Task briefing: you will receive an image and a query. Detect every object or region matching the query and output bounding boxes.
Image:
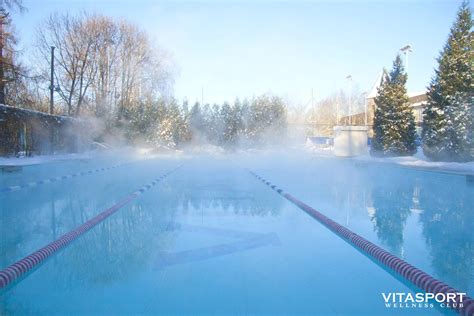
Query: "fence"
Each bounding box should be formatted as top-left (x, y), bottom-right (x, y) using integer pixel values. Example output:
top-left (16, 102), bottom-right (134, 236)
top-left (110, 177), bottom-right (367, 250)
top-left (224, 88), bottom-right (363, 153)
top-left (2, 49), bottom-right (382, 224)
top-left (0, 104), bottom-right (95, 157)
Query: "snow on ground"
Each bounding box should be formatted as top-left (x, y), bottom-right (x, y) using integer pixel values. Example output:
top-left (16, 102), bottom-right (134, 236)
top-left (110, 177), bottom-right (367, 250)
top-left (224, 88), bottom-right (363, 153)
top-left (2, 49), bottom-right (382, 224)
top-left (305, 141), bottom-right (474, 175)
top-left (0, 152), bottom-right (103, 167)
top-left (356, 152), bottom-right (474, 175)
top-left (2, 139), bottom-right (473, 175)
top-left (0, 146), bottom-right (151, 167)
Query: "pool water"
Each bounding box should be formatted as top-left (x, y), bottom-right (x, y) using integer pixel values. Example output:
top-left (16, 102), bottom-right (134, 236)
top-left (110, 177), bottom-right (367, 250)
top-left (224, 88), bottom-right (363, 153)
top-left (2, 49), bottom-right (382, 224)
top-left (0, 151), bottom-right (472, 315)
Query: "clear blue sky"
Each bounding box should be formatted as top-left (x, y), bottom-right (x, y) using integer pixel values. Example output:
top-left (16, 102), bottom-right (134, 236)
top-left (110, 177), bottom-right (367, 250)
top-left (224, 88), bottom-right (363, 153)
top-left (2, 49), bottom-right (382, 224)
top-left (12, 0), bottom-right (465, 106)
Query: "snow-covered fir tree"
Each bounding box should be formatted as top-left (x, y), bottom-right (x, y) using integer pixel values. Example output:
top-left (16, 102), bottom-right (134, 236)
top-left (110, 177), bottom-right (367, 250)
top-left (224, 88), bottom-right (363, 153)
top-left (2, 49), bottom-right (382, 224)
top-left (239, 98), bottom-right (251, 143)
top-left (443, 92), bottom-right (474, 160)
top-left (188, 102), bottom-right (207, 142)
top-left (233, 98), bottom-right (244, 140)
top-left (126, 99), bottom-right (165, 143)
top-left (220, 102), bottom-right (237, 146)
top-left (152, 100), bottom-right (190, 148)
top-left (245, 95), bottom-right (287, 146)
top-left (422, 1), bottom-right (474, 161)
top-left (201, 103), bottom-right (212, 140)
top-left (189, 102), bottom-right (203, 130)
top-left (127, 94), bottom-right (288, 149)
top-left (208, 103), bottom-right (223, 144)
top-left (371, 55), bottom-right (417, 156)
top-left (181, 99), bottom-right (190, 118)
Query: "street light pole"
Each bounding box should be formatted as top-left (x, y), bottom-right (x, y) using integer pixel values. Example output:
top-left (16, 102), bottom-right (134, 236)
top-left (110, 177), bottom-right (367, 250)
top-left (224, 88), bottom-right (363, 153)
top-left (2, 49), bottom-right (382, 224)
top-left (346, 75), bottom-right (352, 126)
top-left (400, 44), bottom-right (412, 73)
top-left (50, 46), bottom-right (55, 114)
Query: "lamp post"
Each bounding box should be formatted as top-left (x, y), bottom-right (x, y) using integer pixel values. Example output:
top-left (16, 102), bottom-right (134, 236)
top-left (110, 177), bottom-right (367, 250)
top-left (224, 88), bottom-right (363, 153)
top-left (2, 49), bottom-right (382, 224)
top-left (346, 75), bottom-right (352, 126)
top-left (50, 46), bottom-right (55, 114)
top-left (400, 44), bottom-right (412, 73)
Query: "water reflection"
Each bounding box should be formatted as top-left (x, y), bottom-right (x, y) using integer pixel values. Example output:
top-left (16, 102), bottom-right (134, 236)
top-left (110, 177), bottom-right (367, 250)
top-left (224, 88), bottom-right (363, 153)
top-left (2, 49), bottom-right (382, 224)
top-left (0, 166), bottom-right (285, 294)
top-left (2, 157), bottom-right (472, 302)
top-left (168, 169), bottom-right (284, 217)
top-left (367, 166), bottom-right (474, 293)
top-left (369, 180), bottom-right (413, 257)
top-left (245, 157), bottom-right (472, 295)
top-left (417, 175), bottom-right (474, 292)
top-left (155, 222), bottom-right (281, 269)
top-left (39, 203), bottom-right (177, 288)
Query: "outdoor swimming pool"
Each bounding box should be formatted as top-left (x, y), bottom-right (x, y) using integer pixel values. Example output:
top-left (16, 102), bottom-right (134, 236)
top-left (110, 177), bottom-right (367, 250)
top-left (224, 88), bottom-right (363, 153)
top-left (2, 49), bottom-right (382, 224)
top-left (0, 151), bottom-right (473, 315)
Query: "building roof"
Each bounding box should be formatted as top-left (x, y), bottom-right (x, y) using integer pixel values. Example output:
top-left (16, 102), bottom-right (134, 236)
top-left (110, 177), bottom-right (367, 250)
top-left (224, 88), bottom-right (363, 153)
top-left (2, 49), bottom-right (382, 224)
top-left (408, 91), bottom-right (427, 98)
top-left (410, 101), bottom-right (427, 108)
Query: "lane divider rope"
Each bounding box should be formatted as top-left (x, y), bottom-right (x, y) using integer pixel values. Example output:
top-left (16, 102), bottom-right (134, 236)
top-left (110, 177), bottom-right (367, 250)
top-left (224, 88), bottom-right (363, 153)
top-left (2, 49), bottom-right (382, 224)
top-left (248, 170), bottom-right (473, 316)
top-left (0, 164), bottom-right (182, 290)
top-left (1, 161), bottom-right (133, 193)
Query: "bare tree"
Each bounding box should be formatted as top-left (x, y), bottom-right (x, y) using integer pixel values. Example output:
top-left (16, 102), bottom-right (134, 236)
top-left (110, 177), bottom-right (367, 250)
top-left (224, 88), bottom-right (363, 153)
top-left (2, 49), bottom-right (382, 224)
top-left (0, 0), bottom-right (28, 105)
top-left (36, 13), bottom-right (98, 115)
top-left (0, 0), bottom-right (25, 12)
top-left (91, 16), bottom-right (120, 117)
top-left (34, 12), bottom-right (174, 119)
top-left (117, 20), bottom-right (150, 118)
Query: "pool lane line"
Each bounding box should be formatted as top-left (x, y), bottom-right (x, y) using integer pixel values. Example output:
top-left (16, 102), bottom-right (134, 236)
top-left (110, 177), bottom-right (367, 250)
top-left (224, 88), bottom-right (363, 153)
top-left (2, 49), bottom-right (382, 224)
top-left (0, 164), bottom-right (182, 290)
top-left (1, 161), bottom-right (135, 193)
top-left (247, 170), bottom-right (474, 316)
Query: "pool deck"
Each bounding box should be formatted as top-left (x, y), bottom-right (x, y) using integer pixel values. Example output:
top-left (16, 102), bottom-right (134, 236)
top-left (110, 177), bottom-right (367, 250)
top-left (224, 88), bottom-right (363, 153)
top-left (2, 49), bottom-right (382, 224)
top-left (307, 148), bottom-right (474, 177)
top-left (2, 147), bottom-right (474, 178)
top-left (0, 153), bottom-right (97, 167)
top-left (355, 156), bottom-right (474, 178)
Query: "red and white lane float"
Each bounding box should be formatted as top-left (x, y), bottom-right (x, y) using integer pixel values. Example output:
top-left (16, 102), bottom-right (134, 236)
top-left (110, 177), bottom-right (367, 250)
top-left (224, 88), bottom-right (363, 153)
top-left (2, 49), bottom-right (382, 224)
top-left (248, 170), bottom-right (473, 316)
top-left (0, 165), bottom-right (182, 290)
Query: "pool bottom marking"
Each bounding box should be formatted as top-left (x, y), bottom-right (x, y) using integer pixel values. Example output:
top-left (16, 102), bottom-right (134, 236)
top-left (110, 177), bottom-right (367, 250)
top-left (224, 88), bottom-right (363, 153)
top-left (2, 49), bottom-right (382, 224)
top-left (247, 170), bottom-right (473, 316)
top-left (0, 165), bottom-right (182, 290)
top-left (154, 222), bottom-right (280, 269)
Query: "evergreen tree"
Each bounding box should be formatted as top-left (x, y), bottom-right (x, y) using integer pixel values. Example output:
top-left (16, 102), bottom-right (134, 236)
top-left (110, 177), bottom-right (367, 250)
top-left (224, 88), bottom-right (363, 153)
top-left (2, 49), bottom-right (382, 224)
top-left (179, 103), bottom-right (192, 143)
top-left (153, 100), bottom-right (190, 148)
top-left (127, 99), bottom-right (165, 143)
top-left (371, 71), bottom-right (389, 154)
top-left (181, 99), bottom-right (189, 117)
top-left (371, 55), bottom-right (417, 156)
top-left (189, 102), bottom-right (204, 130)
top-left (201, 103), bottom-right (212, 141)
top-left (240, 98), bottom-right (251, 142)
top-left (247, 97), bottom-right (265, 143)
top-left (268, 95), bottom-right (287, 140)
top-left (208, 103), bottom-right (223, 144)
top-left (220, 102), bottom-right (237, 146)
top-left (444, 92), bottom-right (474, 159)
top-left (422, 1), bottom-right (474, 161)
top-left (136, 95), bottom-right (288, 149)
top-left (232, 98), bottom-right (244, 144)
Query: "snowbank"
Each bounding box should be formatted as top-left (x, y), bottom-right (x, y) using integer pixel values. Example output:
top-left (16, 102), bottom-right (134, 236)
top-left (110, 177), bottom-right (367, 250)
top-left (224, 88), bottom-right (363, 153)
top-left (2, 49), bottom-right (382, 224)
top-left (355, 153), bottom-right (474, 175)
top-left (305, 142), bottom-right (474, 175)
top-left (0, 152), bottom-right (100, 166)
top-left (0, 146), bottom-right (145, 167)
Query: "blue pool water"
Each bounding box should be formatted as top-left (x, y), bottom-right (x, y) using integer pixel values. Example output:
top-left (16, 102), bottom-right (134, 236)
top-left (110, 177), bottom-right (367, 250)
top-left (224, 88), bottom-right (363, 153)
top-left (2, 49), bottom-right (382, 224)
top-left (0, 151), bottom-right (472, 315)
